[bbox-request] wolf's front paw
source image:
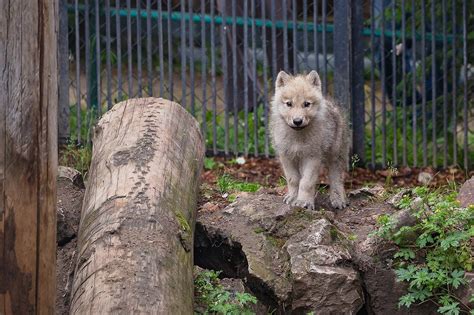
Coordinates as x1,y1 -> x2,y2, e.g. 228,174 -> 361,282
292,199 -> 315,210
329,194 -> 348,209
283,192 -> 297,204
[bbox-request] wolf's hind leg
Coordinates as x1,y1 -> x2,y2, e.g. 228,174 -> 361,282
280,155 -> 300,205
293,157 -> 321,210
328,159 -> 348,209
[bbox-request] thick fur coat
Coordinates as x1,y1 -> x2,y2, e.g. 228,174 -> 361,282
270,70 -> 350,209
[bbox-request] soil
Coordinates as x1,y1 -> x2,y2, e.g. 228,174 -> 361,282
56,177 -> 84,315
55,156 -> 472,314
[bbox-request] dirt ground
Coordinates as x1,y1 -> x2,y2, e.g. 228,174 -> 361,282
55,156 -> 472,314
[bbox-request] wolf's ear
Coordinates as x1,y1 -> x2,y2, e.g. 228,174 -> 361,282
276,71 -> 290,88
306,70 -> 321,89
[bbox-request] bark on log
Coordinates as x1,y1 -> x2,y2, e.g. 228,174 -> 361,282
70,98 -> 204,314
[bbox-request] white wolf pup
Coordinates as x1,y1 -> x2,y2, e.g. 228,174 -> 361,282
270,70 -> 349,210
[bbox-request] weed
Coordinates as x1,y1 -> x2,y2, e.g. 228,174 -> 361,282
204,157 -> 217,170
59,141 -> 92,176
372,188 -> 474,314
194,269 -> 257,315
217,174 -> 261,194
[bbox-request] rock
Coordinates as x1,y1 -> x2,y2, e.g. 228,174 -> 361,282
285,219 -> 364,313
417,171 -> 433,185
196,193 -> 364,313
58,165 -> 84,188
348,185 -> 385,198
458,176 -> 474,207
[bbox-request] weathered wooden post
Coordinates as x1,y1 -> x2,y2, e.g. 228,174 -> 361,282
0,1 -> 58,314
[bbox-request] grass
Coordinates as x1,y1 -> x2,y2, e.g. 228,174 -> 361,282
217,174 -> 261,194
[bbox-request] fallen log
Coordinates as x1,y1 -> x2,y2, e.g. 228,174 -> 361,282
70,98 -> 204,314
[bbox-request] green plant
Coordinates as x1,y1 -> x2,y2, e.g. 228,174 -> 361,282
373,187 -> 474,314
204,157 -> 218,170
59,141 -> 92,176
194,269 -> 257,315
217,174 -> 261,194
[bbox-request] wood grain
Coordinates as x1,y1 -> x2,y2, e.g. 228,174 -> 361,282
0,0 -> 58,314
70,98 -> 204,314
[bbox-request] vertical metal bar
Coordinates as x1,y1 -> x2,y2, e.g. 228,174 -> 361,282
167,0 -> 174,100
210,0 -> 217,154
370,1 -> 376,168
271,0 -> 277,79
75,0 -> 82,144
85,0 -> 92,143
333,0 -> 351,111
462,0 -> 468,169
314,0 -> 319,71
411,0 -> 417,166
146,0 -> 153,96
283,0 -> 289,71
431,0 -> 437,167
391,0 -> 397,165
180,0 -> 187,108
442,0 -> 448,168
451,0 -> 457,166
116,0 -> 123,101
251,0 -> 258,156
189,0 -> 195,115
243,0 -> 249,156
105,0 -> 112,109
221,0 -> 229,154
127,0 -> 133,97
137,0 -> 142,97
94,0 -> 101,116
291,0 -> 298,73
322,0 -> 327,94
157,0 -> 164,97
352,0 -> 366,163
421,0 -> 427,166
201,0 -> 207,144
58,0 -> 70,145
262,0 -> 270,156
402,0 -> 407,165
303,0 -> 308,70
231,0 -> 238,154
381,3 -> 387,167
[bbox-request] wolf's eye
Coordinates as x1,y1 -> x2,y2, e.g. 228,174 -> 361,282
303,101 -> 311,108
285,101 -> 292,107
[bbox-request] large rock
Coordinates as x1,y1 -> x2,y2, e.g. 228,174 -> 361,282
196,192 -> 364,313
286,219 -> 364,313
458,176 -> 474,207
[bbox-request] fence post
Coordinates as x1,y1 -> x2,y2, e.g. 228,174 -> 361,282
58,0 -> 70,145
0,0 -> 58,313
333,0 -> 366,164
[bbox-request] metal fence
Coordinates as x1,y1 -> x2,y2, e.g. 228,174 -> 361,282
60,0 -> 474,169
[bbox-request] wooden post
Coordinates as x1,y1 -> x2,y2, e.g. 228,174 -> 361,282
0,1 -> 58,314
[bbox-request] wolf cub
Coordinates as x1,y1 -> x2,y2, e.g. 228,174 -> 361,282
270,70 -> 349,210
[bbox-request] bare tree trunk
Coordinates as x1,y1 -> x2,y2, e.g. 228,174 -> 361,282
70,98 -> 204,314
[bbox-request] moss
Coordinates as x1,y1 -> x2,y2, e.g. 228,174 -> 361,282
266,235 -> 286,248
254,227 -> 265,234
176,211 -> 191,232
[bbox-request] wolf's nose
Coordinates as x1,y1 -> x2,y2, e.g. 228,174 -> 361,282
293,118 -> 303,126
